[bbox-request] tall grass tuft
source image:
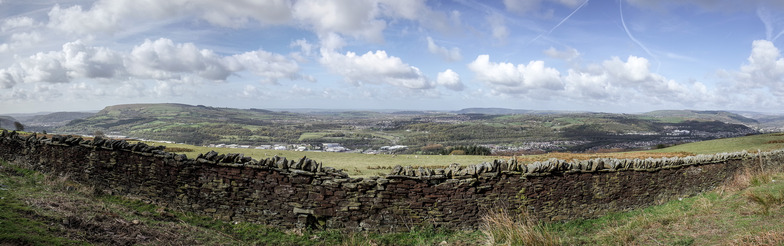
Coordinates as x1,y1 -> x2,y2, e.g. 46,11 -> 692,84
733,230 -> 784,245
720,167 -> 776,194
744,190 -> 784,215
480,209 -> 559,246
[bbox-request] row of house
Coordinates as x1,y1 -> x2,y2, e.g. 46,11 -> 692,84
205,142 -> 412,154
207,143 -> 350,152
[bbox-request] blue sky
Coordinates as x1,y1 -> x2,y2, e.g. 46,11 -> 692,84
2,0 -> 784,114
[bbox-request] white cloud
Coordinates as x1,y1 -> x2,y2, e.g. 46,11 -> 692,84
320,49 -> 432,89
377,0 -> 454,33
564,55 -> 714,105
293,0 -> 386,42
0,38 -> 304,89
503,0 -> 583,14
319,32 -> 347,52
228,50 -> 302,84
0,68 -> 20,88
0,31 -> 43,53
190,0 -> 293,28
45,0 -> 295,36
19,51 -> 69,83
426,37 -> 462,62
62,40 -> 125,79
436,69 -> 464,91
2,16 -> 35,31
544,46 -> 580,62
601,56 -> 650,83
468,55 -> 563,94
487,13 -> 509,43
47,3 -> 126,35
727,40 -> 784,95
128,38 -> 231,81
468,53 -> 717,107
290,39 -> 315,57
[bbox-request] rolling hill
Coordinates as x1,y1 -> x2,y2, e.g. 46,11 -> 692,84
641,110 -> 758,125
0,116 -> 18,130
52,103 -> 760,153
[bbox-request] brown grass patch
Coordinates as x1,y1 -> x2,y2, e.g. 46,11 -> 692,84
733,230 -> 784,246
480,209 -> 560,246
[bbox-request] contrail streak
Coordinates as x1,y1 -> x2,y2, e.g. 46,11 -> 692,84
619,0 -> 660,72
530,0 -> 590,44
758,6 -> 784,41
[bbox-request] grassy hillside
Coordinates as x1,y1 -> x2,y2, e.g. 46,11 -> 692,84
3,132 -> 784,244
146,133 -> 784,177
55,103 -> 759,154
651,133 -> 784,154
24,112 -> 95,126
147,141 -> 500,177
642,110 -> 758,125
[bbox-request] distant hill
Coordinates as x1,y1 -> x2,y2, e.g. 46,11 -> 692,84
0,116 -> 18,130
52,103 -> 760,152
23,112 -> 95,127
641,110 -> 758,125
57,103 -> 299,144
455,108 -> 560,115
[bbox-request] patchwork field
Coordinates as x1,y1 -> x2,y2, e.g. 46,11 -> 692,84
147,133 -> 784,177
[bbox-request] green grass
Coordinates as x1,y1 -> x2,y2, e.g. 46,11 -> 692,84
0,159 -> 483,245
142,133 -> 784,176
551,169 -> 784,245
650,133 -> 784,154
6,131 -> 784,244
5,157 -> 784,245
149,142 -> 501,177
139,133 -> 784,177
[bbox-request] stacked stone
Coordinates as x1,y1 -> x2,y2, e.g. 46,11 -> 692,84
2,129 -> 784,232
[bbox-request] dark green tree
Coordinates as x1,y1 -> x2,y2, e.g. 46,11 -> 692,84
13,121 -> 24,131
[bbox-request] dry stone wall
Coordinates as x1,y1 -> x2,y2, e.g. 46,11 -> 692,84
1,130 -> 782,232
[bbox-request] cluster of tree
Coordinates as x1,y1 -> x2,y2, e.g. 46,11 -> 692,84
419,144 -> 491,155
401,122 -> 553,147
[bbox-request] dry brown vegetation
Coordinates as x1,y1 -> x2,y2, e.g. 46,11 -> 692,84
480,209 -> 560,246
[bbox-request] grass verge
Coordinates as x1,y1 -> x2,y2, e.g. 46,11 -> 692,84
0,159 -> 482,245
3,140 -> 784,244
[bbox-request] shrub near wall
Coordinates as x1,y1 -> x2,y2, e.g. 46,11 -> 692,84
1,129 -> 782,232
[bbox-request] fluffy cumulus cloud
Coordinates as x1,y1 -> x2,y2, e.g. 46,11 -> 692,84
228,50 -> 306,84
62,41 -> 125,79
436,69 -> 464,91
544,46 -> 580,62
2,16 -> 35,31
128,38 -> 232,81
293,0 -> 386,42
426,37 -> 462,62
0,38 -> 303,87
46,0 -> 295,35
727,40 -> 784,95
43,0 -> 455,44
486,13 -> 509,43
320,49 -> 432,89
468,53 -> 716,107
468,55 -> 564,94
563,55 -> 713,105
